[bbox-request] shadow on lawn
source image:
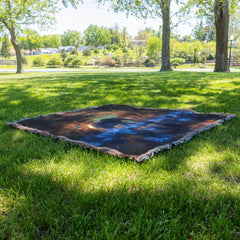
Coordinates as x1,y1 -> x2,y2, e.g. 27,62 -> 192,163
0,71 -> 223,118
1,71 -> 239,167
0,71 -> 240,239
1,71 -> 239,157
0,139 -> 240,239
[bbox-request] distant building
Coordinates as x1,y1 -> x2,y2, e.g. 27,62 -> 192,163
0,59 -> 17,65
97,46 -> 106,50
24,50 -> 41,55
58,46 -> 75,53
132,40 -> 147,47
39,48 -> 58,54
78,45 -> 89,52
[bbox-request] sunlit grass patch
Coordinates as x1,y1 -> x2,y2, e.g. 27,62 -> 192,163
0,71 -> 239,239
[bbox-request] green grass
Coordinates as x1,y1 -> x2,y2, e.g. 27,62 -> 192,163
0,71 -> 239,239
0,65 -> 17,69
176,63 -> 215,69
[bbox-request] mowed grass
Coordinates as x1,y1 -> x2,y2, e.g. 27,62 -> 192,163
0,71 -> 239,239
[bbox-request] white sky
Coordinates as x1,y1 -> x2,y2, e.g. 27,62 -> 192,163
40,1 -> 195,37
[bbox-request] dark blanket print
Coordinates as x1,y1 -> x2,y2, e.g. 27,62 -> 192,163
5,104 -> 235,162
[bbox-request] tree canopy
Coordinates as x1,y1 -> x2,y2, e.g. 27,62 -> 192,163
96,0 -> 184,71
229,5 -> 240,40
0,36 -> 11,59
84,25 -> 111,47
0,0 -> 59,30
0,0 -> 83,73
61,30 -> 83,49
187,0 -> 239,71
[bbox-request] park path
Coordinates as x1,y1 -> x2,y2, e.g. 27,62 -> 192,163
0,68 -> 239,73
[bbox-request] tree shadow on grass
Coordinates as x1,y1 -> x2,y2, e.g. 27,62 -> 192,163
0,71 -> 240,239
1,145 -> 240,239
0,71 -> 213,118
1,71 -> 239,152
1,71 -> 239,168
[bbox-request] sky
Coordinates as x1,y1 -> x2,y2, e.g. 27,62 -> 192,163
40,1 -> 195,37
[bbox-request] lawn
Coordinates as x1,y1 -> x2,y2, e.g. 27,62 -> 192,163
0,71 -> 239,239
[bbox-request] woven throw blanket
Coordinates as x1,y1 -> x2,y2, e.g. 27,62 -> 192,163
5,104 -> 235,162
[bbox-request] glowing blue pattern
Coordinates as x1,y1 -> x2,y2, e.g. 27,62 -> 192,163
82,111 -> 197,146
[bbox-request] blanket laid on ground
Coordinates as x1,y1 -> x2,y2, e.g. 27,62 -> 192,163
5,104 -> 235,162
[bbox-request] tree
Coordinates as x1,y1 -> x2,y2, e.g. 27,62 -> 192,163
96,0 -> 177,71
214,0 -> 229,71
188,0 -> 239,72
0,0 -> 82,73
40,34 -> 61,48
20,29 -> 42,51
109,24 -> 121,45
134,28 -> 154,44
61,30 -> 83,49
0,0 -> 60,73
146,36 -> 162,63
1,36 -> 11,59
180,35 -> 193,42
60,49 -> 68,60
84,25 -> 111,47
121,27 -> 129,44
193,21 -> 215,42
159,0 -> 172,71
229,5 -> 240,40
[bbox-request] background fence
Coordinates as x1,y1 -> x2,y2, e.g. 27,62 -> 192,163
0,60 -> 17,65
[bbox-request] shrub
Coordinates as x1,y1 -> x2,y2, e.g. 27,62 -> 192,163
147,36 -> 161,62
47,57 -> 62,68
33,56 -> 45,67
126,60 -> 134,67
71,57 -> 83,67
112,44 -> 119,51
82,49 -> 91,57
112,55 -> 123,67
133,58 -> 143,67
232,48 -> 240,62
170,58 -> 185,65
94,58 -> 101,66
173,50 -> 187,59
70,48 -> 78,55
120,43 -> 126,48
106,45 -> 112,51
60,49 -> 68,60
144,58 -> 156,67
64,56 -> 75,66
94,48 -> 99,54
103,49 -> 108,55
64,56 -> 83,67
22,56 -> 28,65
208,54 -> 215,60
171,62 -> 180,68
198,63 -> 206,68
129,43 -> 134,50
122,47 -> 128,53
123,53 -> 130,67
193,49 -> 199,63
102,57 -> 116,67
114,49 -> 124,55
200,56 -> 207,64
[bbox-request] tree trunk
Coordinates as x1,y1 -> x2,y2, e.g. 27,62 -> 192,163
9,27 -> 24,73
214,0 -> 229,72
160,0 -> 172,71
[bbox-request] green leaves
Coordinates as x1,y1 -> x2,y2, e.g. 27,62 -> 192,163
0,0 -> 84,73
61,30 -> 83,48
84,25 -> 111,47
0,0 -> 60,31
0,36 -> 11,58
62,0 -> 83,9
